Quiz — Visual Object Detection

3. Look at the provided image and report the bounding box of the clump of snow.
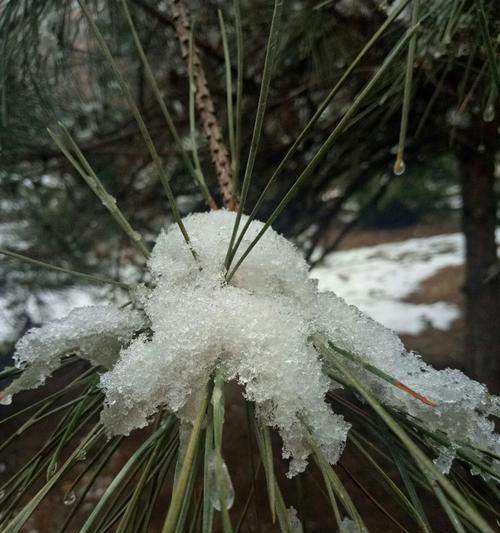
[101,211,350,476]
[4,211,500,479]
[0,282,104,349]
[1,306,146,405]
[315,292,500,472]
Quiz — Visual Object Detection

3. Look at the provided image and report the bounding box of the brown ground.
[334,217,460,251]
[403,265,466,372]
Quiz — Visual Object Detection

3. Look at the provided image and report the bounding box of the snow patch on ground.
[313,233,470,335]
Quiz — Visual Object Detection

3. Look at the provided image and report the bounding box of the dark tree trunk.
[460,119,500,391]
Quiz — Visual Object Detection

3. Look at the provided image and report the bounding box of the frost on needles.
[3,211,500,477]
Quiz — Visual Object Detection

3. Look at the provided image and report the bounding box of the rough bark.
[169,0,239,212]
[460,117,500,390]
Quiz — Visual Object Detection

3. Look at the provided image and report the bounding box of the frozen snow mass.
[3,211,500,477]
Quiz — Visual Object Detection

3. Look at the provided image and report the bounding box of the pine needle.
[161,392,209,533]
[226,22,420,282]
[325,339,436,407]
[47,125,151,259]
[119,0,216,209]
[225,0,283,269]
[77,0,195,256]
[0,246,130,287]
[393,0,419,176]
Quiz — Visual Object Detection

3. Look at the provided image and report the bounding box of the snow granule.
[3,211,500,478]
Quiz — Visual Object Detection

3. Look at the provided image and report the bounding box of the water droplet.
[477,144,486,153]
[335,57,346,69]
[456,43,470,57]
[208,452,234,511]
[393,159,406,176]
[63,490,76,506]
[0,489,5,499]
[47,462,58,478]
[483,105,495,123]
[102,195,117,208]
[0,463,6,473]
[446,108,470,129]
[76,449,87,462]
[130,230,142,242]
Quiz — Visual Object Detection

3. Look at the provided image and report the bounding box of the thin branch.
[78,0,195,255]
[169,0,239,211]
[120,0,216,210]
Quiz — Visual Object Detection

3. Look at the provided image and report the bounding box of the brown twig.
[169,0,239,211]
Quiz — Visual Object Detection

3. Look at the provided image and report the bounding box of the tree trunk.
[460,121,499,391]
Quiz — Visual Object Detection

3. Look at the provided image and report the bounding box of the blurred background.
[0,0,498,389]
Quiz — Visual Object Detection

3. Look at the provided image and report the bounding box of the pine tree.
[0,1,499,530]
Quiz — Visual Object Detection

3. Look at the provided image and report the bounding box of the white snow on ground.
[313,230,500,335]
[0,221,113,347]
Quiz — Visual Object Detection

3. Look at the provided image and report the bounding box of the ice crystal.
[208,453,235,511]
[4,211,500,478]
[433,445,458,475]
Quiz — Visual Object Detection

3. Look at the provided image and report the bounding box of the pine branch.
[169,0,239,211]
